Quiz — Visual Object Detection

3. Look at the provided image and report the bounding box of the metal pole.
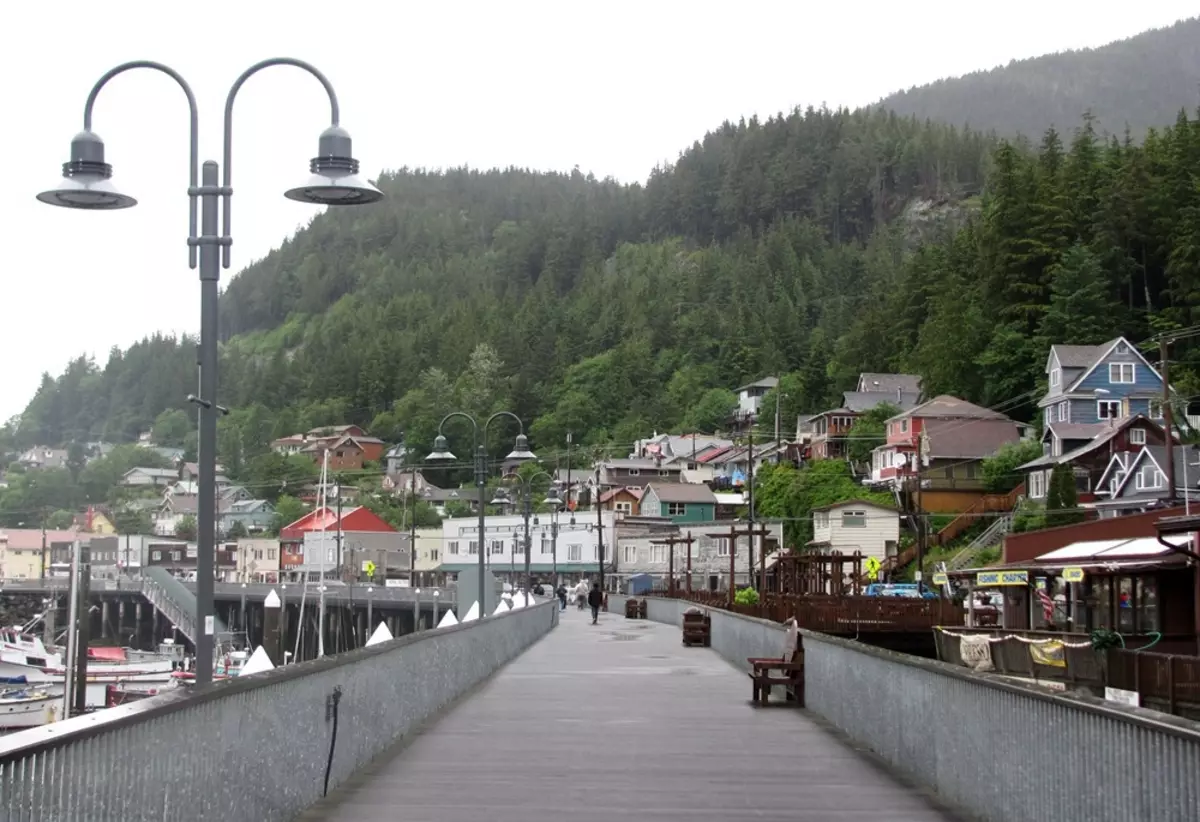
[774,374,781,444]
[523,492,532,593]
[747,427,756,589]
[1162,337,1176,505]
[410,454,418,586]
[194,159,220,686]
[551,517,558,586]
[74,543,90,715]
[476,430,487,616]
[595,469,605,591]
[39,509,47,581]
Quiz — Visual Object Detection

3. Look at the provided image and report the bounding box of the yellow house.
[80,507,117,535]
[0,528,84,579]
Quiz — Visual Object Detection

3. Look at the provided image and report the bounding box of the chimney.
[897,387,902,403]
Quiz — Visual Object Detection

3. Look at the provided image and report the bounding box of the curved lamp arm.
[82,61,199,268]
[436,411,480,443]
[221,57,341,268]
[484,410,525,435]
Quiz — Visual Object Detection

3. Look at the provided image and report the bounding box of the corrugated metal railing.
[0,600,557,821]
[625,594,1200,822]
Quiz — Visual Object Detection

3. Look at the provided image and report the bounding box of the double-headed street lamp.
[493,470,562,594]
[38,58,383,686]
[427,412,536,617]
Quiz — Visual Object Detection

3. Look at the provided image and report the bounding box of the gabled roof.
[125,467,177,479]
[1106,445,1200,500]
[856,373,921,394]
[1045,422,1111,443]
[644,483,718,504]
[735,376,778,393]
[1022,415,1167,472]
[841,391,921,413]
[1049,343,1108,370]
[888,395,1009,422]
[600,487,642,503]
[923,418,1020,460]
[811,498,898,513]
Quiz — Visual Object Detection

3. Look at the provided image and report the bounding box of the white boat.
[0,679,58,729]
[0,629,178,679]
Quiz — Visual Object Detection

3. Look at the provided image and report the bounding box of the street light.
[426,412,535,619]
[497,470,559,594]
[38,58,383,687]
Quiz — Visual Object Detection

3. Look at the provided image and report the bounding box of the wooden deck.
[301,607,961,821]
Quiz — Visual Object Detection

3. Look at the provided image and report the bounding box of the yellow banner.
[1029,641,1067,668]
[976,570,1028,587]
[931,572,948,586]
[1062,567,1084,583]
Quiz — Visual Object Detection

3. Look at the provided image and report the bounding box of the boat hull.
[0,694,58,729]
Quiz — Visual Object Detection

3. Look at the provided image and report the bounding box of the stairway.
[945,513,1013,572]
[140,566,227,644]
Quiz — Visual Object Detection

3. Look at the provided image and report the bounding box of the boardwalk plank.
[302,608,959,821]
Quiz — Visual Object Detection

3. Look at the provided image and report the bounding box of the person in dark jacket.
[556,584,568,611]
[587,583,603,625]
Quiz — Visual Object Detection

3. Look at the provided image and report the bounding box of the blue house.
[1039,338,1172,459]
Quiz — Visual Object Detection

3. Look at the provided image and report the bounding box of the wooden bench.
[747,620,804,706]
[682,610,711,647]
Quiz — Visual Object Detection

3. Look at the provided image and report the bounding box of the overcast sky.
[2,1,1196,424]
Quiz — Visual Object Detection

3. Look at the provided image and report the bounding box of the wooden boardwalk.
[302,606,960,821]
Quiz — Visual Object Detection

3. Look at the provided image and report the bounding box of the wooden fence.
[655,590,964,633]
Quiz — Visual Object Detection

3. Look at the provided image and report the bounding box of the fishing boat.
[0,677,58,730]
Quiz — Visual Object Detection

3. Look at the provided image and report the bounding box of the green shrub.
[734,587,760,606]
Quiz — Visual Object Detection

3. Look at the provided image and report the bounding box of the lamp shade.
[505,433,536,462]
[37,131,136,210]
[284,126,383,206]
[426,435,456,462]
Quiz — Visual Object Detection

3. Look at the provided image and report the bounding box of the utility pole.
[39,507,47,581]
[774,375,782,444]
[595,467,606,592]
[407,432,418,586]
[73,541,90,715]
[915,432,926,594]
[1161,337,1177,505]
[522,492,533,594]
[653,531,695,595]
[747,428,755,585]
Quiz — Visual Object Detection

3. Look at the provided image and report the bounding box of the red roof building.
[279,506,396,541]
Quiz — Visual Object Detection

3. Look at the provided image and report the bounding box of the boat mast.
[318,450,329,659]
[61,540,80,719]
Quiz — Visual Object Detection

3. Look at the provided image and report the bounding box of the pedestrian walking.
[587,582,603,625]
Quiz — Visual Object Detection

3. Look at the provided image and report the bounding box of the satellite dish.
[894,453,908,466]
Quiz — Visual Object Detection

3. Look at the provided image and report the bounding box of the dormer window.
[1135,466,1165,491]
[1116,342,1129,354]
[1129,428,1147,445]
[1149,401,1163,419]
[1050,369,1061,388]
[1109,363,1136,384]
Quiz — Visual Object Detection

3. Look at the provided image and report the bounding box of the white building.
[437,512,617,587]
[613,517,784,592]
[809,500,900,563]
[735,377,778,418]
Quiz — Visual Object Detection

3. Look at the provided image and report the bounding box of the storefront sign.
[931,572,948,586]
[1062,567,1085,583]
[975,570,1028,587]
[1029,640,1066,668]
[1104,687,1140,708]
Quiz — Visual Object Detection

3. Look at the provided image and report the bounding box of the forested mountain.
[877,17,1200,140]
[10,41,1200,472]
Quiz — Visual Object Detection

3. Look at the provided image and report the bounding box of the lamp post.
[426,412,536,618]
[494,471,561,594]
[38,59,383,686]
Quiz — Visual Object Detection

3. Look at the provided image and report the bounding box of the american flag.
[1036,588,1054,622]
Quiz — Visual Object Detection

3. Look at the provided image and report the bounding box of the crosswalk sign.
[363,561,376,577]
[865,556,881,581]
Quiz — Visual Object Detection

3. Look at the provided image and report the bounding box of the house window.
[814,512,829,528]
[628,468,640,477]
[448,541,459,555]
[541,537,550,554]
[1052,437,1062,457]
[1030,471,1047,499]
[490,540,504,555]
[151,550,161,561]
[900,419,908,433]
[1050,369,1060,388]
[841,510,867,527]
[666,502,686,516]
[171,551,181,562]
[652,545,666,563]
[623,545,637,563]
[430,549,439,562]
[1130,428,1147,445]
[1135,467,1165,491]
[1044,408,1051,426]
[1057,401,1068,422]
[468,541,479,555]
[616,502,632,514]
[658,470,670,477]
[568,545,582,561]
[1109,363,1136,384]
[1149,401,1163,419]
[716,539,730,557]
[187,546,197,559]
[514,539,525,555]
[1097,400,1121,420]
